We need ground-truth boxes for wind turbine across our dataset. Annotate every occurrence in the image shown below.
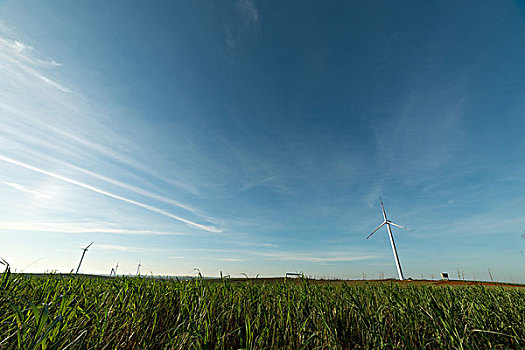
[136,260,142,276]
[366,197,412,280]
[110,261,119,277]
[75,241,94,274]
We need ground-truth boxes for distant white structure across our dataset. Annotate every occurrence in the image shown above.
[110,261,119,277]
[440,272,449,280]
[366,197,412,281]
[75,241,94,274]
[136,260,142,276]
[285,272,304,279]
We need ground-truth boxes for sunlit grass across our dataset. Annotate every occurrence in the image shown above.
[1,268,524,349]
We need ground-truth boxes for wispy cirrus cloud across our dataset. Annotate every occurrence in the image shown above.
[180,247,377,263]
[65,162,204,218]
[26,118,201,197]
[218,258,242,262]
[0,111,203,218]
[0,36,70,92]
[0,222,188,236]
[236,0,259,27]
[259,251,377,263]
[0,33,204,228]
[239,174,279,193]
[0,36,61,67]
[224,0,260,49]
[0,32,226,249]
[95,244,159,253]
[2,181,43,197]
[0,154,220,233]
[261,243,278,248]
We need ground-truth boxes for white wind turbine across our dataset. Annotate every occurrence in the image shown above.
[110,261,119,277]
[136,260,142,276]
[366,197,412,280]
[75,241,94,274]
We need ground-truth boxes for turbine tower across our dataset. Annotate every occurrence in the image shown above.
[75,241,94,274]
[366,198,412,280]
[136,260,142,276]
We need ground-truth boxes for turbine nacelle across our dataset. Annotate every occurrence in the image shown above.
[80,241,94,252]
[366,219,413,240]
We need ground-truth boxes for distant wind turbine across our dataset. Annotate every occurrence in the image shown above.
[75,241,94,274]
[110,261,119,277]
[366,197,412,280]
[136,260,142,276]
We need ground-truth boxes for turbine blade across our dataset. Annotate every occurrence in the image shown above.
[86,241,94,250]
[366,222,386,239]
[379,197,388,221]
[389,221,413,231]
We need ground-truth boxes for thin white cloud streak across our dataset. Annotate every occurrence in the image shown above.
[239,174,279,193]
[0,154,221,233]
[96,244,131,252]
[2,181,42,197]
[259,252,377,263]
[0,36,70,92]
[28,118,200,197]
[0,35,199,198]
[8,152,215,226]
[181,247,377,263]
[417,213,525,239]
[261,243,278,248]
[210,130,288,197]
[31,119,145,170]
[65,162,203,217]
[94,244,160,253]
[218,258,242,262]
[0,34,215,231]
[1,104,191,196]
[22,119,198,196]
[0,37,61,67]
[0,118,201,210]
[0,222,188,236]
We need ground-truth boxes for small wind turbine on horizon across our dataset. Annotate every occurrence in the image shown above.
[366,197,412,281]
[110,261,119,277]
[75,241,94,274]
[136,260,142,276]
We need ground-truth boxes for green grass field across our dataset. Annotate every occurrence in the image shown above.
[1,269,524,349]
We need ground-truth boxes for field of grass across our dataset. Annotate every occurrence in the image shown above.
[1,269,525,349]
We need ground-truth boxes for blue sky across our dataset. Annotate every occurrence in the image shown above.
[1,0,525,281]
